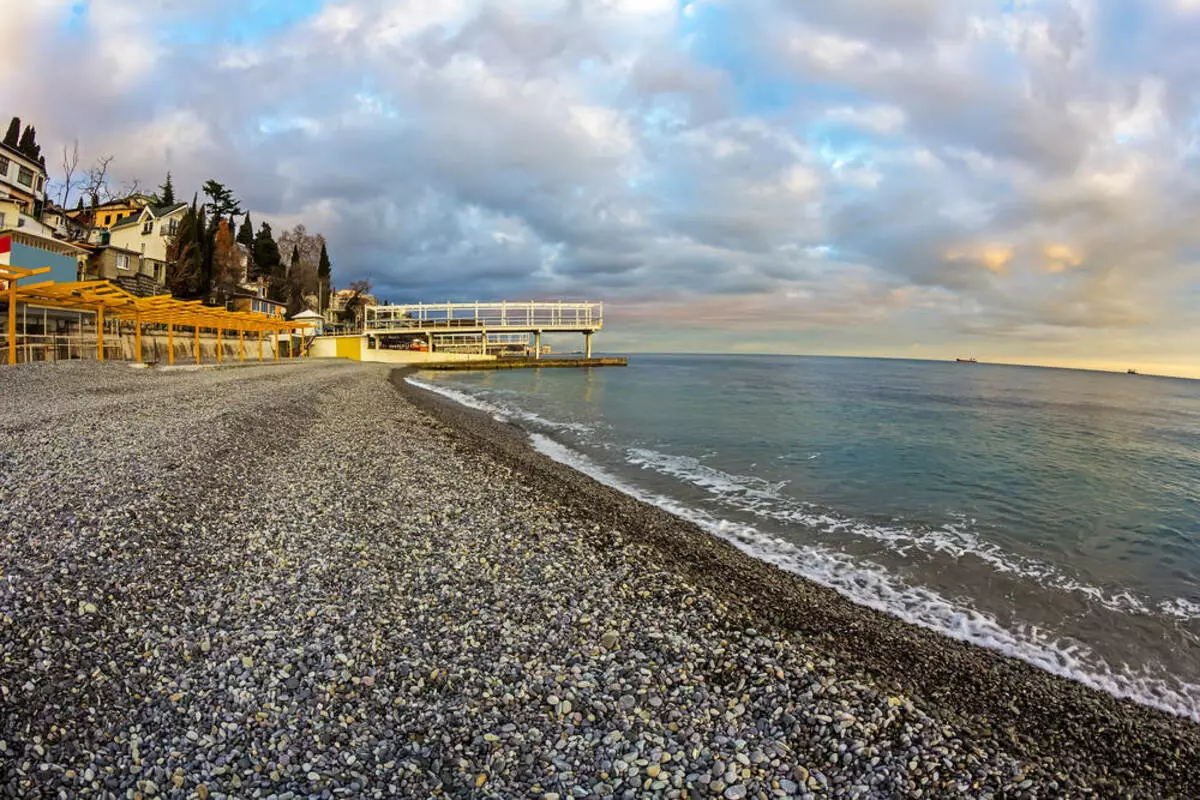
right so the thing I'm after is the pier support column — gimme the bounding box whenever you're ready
[480,330,487,356]
[534,330,541,360]
[135,314,142,363]
[584,332,592,359]
[427,332,433,353]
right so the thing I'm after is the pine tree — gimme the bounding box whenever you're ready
[159,172,175,205]
[253,221,282,285]
[201,179,243,220]
[2,117,18,148]
[317,242,332,312]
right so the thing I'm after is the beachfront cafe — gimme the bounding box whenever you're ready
[1,254,313,366]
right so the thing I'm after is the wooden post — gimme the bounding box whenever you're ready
[194,325,200,365]
[135,313,142,362]
[239,328,244,362]
[96,307,105,362]
[273,331,279,362]
[288,330,293,359]
[258,330,263,361]
[168,322,174,365]
[216,328,223,363]
[6,279,15,366]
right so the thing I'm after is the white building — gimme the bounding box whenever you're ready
[0,142,47,218]
[107,202,188,285]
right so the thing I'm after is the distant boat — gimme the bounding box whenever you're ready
[1127,368,1138,375]
[955,357,978,363]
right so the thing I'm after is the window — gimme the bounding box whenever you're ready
[0,156,8,177]
[165,218,179,235]
[104,214,111,225]
[36,176,43,192]
[17,167,33,187]
[116,253,130,270]
[142,220,153,234]
[0,212,5,228]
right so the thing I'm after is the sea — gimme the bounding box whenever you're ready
[407,354,1200,722]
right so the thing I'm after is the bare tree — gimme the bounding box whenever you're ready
[83,154,115,207]
[277,224,326,295]
[59,139,79,208]
[337,279,373,326]
[117,177,143,199]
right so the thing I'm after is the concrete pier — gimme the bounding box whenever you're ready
[423,357,627,371]
[364,301,603,359]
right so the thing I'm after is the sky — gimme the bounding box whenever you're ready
[6,0,1200,374]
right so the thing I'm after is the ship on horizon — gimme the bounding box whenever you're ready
[955,357,978,363]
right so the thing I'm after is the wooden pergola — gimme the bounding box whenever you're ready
[2,269,312,366]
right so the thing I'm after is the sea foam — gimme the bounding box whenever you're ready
[624,447,1200,622]
[528,434,1200,723]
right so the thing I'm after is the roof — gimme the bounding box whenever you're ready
[111,201,189,231]
[90,244,142,256]
[292,309,324,320]
[109,215,144,231]
[0,141,45,171]
[0,228,90,256]
[2,276,316,334]
[149,202,188,217]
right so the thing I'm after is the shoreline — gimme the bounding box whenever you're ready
[391,366,1200,796]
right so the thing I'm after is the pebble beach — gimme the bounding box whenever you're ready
[1,361,1198,799]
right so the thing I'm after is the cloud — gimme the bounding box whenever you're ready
[9,0,1200,372]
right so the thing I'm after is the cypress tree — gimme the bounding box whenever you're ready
[237,213,254,248]
[317,242,331,312]
[166,195,204,298]
[197,203,214,295]
[237,213,254,277]
[2,117,18,148]
[17,125,35,158]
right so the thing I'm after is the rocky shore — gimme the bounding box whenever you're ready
[1,361,1197,799]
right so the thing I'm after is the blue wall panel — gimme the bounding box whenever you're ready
[11,242,79,284]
